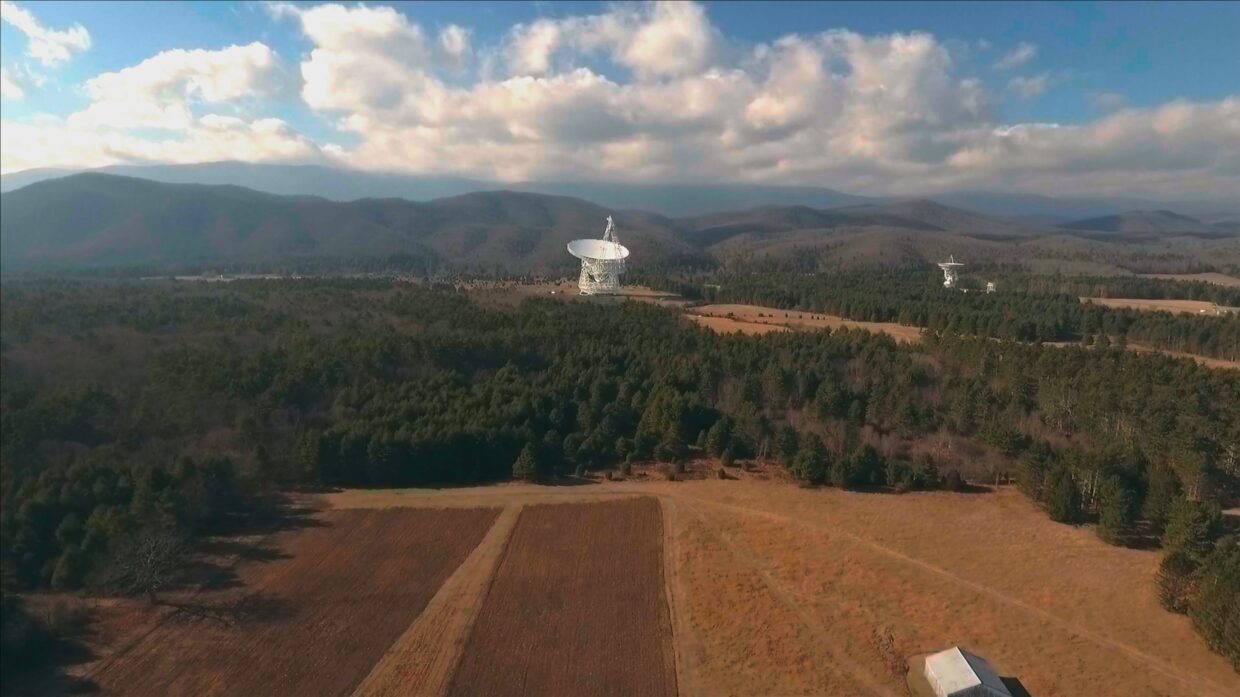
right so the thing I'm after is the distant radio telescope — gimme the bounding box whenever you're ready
[567,215,629,295]
[938,255,964,289]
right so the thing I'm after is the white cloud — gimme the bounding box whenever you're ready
[0,115,323,173]
[68,42,287,131]
[1,67,24,99]
[0,41,315,173]
[0,1,91,66]
[994,41,1036,71]
[437,24,471,69]
[504,2,717,79]
[3,1,1237,199]
[1007,73,1051,99]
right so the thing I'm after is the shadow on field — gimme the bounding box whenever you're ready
[1002,676,1033,697]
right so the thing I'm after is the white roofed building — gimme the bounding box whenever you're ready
[923,647,1012,697]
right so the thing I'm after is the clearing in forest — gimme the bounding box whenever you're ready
[687,303,923,342]
[88,507,497,697]
[1082,297,1228,315]
[1139,272,1240,288]
[446,497,677,697]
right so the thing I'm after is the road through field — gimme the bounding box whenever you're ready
[351,504,523,697]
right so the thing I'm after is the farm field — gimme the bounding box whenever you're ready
[86,507,498,697]
[446,498,677,697]
[1082,296,1227,315]
[686,303,924,343]
[38,479,1238,697]
[1139,272,1240,288]
[329,480,1238,697]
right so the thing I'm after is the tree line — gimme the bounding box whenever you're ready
[638,269,1240,360]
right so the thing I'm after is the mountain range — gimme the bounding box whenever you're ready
[3,161,1237,221]
[1,172,1237,274]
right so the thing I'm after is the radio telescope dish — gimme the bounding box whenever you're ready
[567,216,629,295]
[937,255,964,289]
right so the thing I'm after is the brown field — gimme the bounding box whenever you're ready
[48,476,1238,697]
[88,507,498,697]
[446,498,677,697]
[1140,272,1240,288]
[1082,296,1226,315]
[1125,343,1240,370]
[326,479,1238,697]
[687,304,924,343]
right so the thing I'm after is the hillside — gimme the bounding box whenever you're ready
[0,174,697,271]
[1061,210,1231,238]
[6,161,1238,220]
[3,174,1238,275]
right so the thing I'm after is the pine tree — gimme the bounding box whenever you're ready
[1044,468,1083,524]
[1163,498,1217,561]
[1097,480,1136,545]
[512,443,541,483]
[1143,465,1182,534]
[1157,549,1199,614]
[1187,537,1240,670]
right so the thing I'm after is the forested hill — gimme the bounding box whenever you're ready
[5,173,1239,275]
[0,174,700,272]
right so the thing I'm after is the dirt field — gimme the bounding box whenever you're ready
[51,476,1239,697]
[1140,272,1240,288]
[687,304,924,343]
[325,479,1238,697]
[446,498,677,697]
[87,507,498,697]
[1083,297,1227,315]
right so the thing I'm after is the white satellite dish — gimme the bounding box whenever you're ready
[567,216,629,295]
[937,255,964,289]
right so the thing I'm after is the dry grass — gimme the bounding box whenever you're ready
[89,508,498,697]
[1082,297,1224,315]
[656,480,1240,697]
[687,304,923,343]
[1139,272,1240,288]
[447,498,677,697]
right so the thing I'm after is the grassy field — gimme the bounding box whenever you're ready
[1083,297,1226,315]
[686,304,924,343]
[40,478,1239,697]
[1139,272,1240,288]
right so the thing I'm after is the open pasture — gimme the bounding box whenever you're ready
[1139,272,1240,288]
[1083,296,1227,315]
[87,507,498,697]
[687,303,923,343]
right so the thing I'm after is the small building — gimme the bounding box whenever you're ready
[923,646,1012,697]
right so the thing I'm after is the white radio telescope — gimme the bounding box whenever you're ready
[938,255,964,289]
[568,216,629,295]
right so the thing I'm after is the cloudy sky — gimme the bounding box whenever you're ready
[1,1,1237,197]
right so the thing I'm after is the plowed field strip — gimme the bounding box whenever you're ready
[681,494,1233,697]
[446,497,677,697]
[90,508,498,697]
[351,504,523,697]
